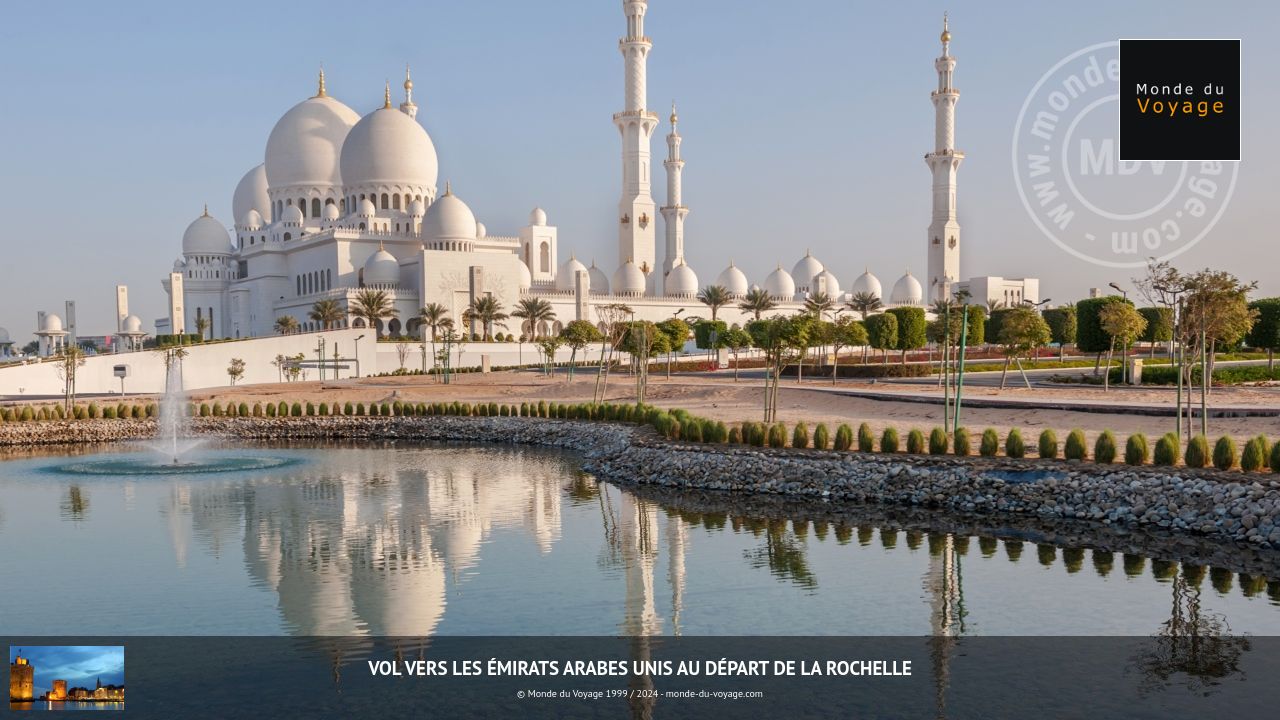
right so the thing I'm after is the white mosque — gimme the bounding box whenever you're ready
[155,4,1037,343]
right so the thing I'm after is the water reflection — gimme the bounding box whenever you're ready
[59,485,89,521]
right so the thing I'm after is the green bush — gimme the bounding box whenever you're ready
[200,403,211,417]
[906,429,925,454]
[749,422,766,447]
[88,402,100,419]
[686,422,703,443]
[1124,433,1149,466]
[1005,429,1025,458]
[1153,433,1179,466]
[1185,435,1209,468]
[953,427,971,456]
[1213,436,1237,471]
[102,406,116,420]
[266,402,277,417]
[305,402,315,416]
[213,402,226,417]
[226,403,238,417]
[979,428,999,457]
[355,402,366,416]
[928,427,948,455]
[319,402,330,416]
[813,424,830,450]
[728,426,742,444]
[344,401,355,415]
[1251,435,1270,468]
[538,400,548,418]
[857,423,875,453]
[147,403,159,418]
[768,423,788,449]
[278,401,289,417]
[1270,441,1280,473]
[252,402,263,417]
[791,422,809,449]
[711,421,729,443]
[1065,429,1088,461]
[288,402,300,417]
[239,402,250,417]
[1094,431,1117,464]
[1038,429,1058,459]
[880,427,900,453]
[1241,436,1266,472]
[834,424,854,451]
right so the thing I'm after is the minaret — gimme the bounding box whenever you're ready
[660,101,688,291]
[614,0,659,291]
[400,64,418,119]
[926,13,963,303]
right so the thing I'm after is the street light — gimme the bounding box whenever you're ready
[354,334,366,378]
[1108,282,1127,300]
[1022,298,1051,309]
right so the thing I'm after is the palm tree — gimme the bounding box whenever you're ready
[463,295,509,341]
[309,299,343,330]
[846,291,882,320]
[273,315,299,335]
[194,316,211,341]
[697,285,731,322]
[804,292,835,321]
[352,289,398,336]
[512,297,556,340]
[986,298,1005,312]
[416,303,450,341]
[739,287,776,320]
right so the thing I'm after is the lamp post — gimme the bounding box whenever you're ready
[1153,280,1188,442]
[1109,283,1130,383]
[354,334,365,378]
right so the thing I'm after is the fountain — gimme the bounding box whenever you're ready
[151,347,203,465]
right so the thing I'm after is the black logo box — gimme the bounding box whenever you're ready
[1119,39,1240,161]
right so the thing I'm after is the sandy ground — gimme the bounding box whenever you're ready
[170,368,1280,444]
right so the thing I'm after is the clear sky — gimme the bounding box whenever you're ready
[0,0,1274,341]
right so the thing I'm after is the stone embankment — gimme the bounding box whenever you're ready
[2,417,1278,551]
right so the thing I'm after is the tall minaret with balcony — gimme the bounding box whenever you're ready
[660,102,688,292]
[615,0,658,291]
[926,13,963,303]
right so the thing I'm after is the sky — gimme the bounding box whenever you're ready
[8,646,125,696]
[0,0,1275,340]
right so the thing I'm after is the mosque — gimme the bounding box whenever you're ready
[155,3,1037,343]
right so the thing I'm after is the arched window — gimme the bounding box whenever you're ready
[392,194,401,210]
[311,198,321,217]
[297,197,305,213]
[327,268,332,289]
[358,223,366,231]
[539,242,550,273]
[380,193,389,209]
[283,233,292,242]
[286,198,292,206]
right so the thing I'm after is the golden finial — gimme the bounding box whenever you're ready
[404,64,413,92]
[444,180,452,196]
[941,12,951,44]
[670,100,678,125]
[202,203,209,217]
[316,65,327,98]
[383,81,392,109]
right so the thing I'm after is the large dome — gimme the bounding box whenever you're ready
[557,256,588,292]
[850,268,882,299]
[264,94,360,190]
[665,262,699,298]
[233,164,271,225]
[339,106,438,194]
[363,246,400,286]
[763,265,796,300]
[588,262,610,295]
[814,269,841,297]
[890,271,923,305]
[422,190,477,242]
[791,251,825,291]
[183,211,232,255]
[612,260,646,296]
[715,262,749,297]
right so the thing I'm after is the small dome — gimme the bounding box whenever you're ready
[791,250,825,291]
[408,199,426,217]
[182,211,232,255]
[233,164,271,225]
[40,314,64,333]
[612,260,646,296]
[240,209,264,230]
[516,258,533,289]
[475,221,487,238]
[123,315,143,333]
[665,262,699,298]
[588,262,610,294]
[0,327,9,343]
[322,202,340,221]
[763,265,796,300]
[172,257,187,270]
[557,256,588,292]
[422,190,477,243]
[850,268,882,299]
[281,204,304,225]
[715,262,749,297]
[357,197,376,217]
[339,106,438,194]
[890,270,923,305]
[530,207,547,226]
[264,94,360,190]
[814,269,841,297]
[363,246,400,286]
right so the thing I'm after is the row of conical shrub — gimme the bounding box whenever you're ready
[0,402,160,421]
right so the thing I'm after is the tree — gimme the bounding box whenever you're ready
[273,315,299,335]
[1247,298,1280,371]
[693,319,728,351]
[720,326,753,381]
[829,316,868,384]
[194,316,211,342]
[535,336,562,376]
[655,317,690,379]
[395,342,411,370]
[887,307,927,364]
[986,298,1005,312]
[697,285,731,322]
[1042,304,1077,360]
[963,304,986,346]
[226,357,245,386]
[738,287,776,320]
[416,303,451,341]
[54,345,86,413]
[997,307,1051,389]
[804,292,835,321]
[559,320,603,381]
[309,299,343,330]
[1099,302,1148,391]
[1181,269,1257,399]
[463,295,508,341]
[1076,296,1130,369]
[747,316,810,422]
[512,297,555,340]
[352,288,397,336]
[1138,306,1174,358]
[846,291,882,320]
[592,303,633,403]
[864,313,898,364]
[986,307,1017,350]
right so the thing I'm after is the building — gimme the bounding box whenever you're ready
[49,680,67,701]
[9,653,34,701]
[159,7,1034,337]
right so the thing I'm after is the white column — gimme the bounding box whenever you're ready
[660,103,688,292]
[925,15,963,304]
[615,0,658,289]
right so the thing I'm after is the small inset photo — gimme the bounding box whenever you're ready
[9,646,124,711]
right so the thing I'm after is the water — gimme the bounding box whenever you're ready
[0,441,1277,637]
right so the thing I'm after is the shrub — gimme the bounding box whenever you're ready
[213,402,226,417]
[278,401,289,417]
[813,424,830,450]
[928,427,948,455]
[1185,435,1209,468]
[1271,441,1280,473]
[834,424,854,451]
[1038,429,1058,459]
[749,422,766,447]
[979,428,999,457]
[1241,436,1266,472]
[1065,429,1088,460]
[345,401,355,415]
[253,402,263,417]
[355,402,366,416]
[318,402,329,416]
[792,423,809,449]
[381,403,391,416]
[239,402,250,417]
[768,423,788,448]
[880,427,899,453]
[1153,433,1179,466]
[904,428,924,454]
[102,406,116,419]
[200,403,211,417]
[538,400,548,418]
[488,402,499,417]
[686,422,703,443]
[1094,431,1117,464]
[304,402,315,416]
[711,421,729,443]
[226,403,238,418]
[857,423,875,453]
[1251,435,1271,468]
[1005,429,1025,458]
[1125,433,1149,466]
[953,427,971,456]
[148,403,159,418]
[266,402,277,417]
[1213,436,1237,471]
[88,402,100,419]
[728,426,742,444]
